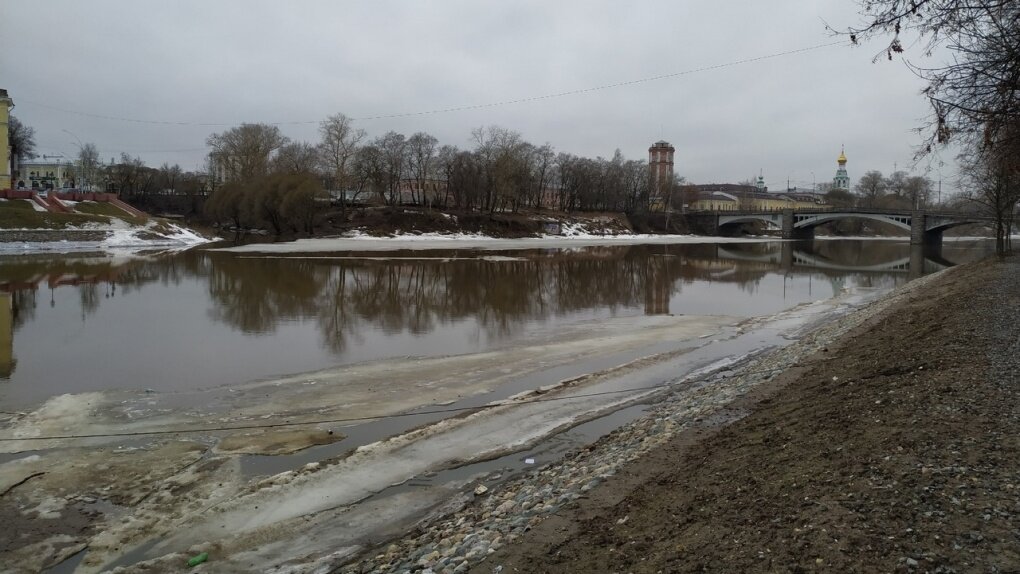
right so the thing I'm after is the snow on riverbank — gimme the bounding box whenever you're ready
[0,218,211,254]
[217,231,775,254]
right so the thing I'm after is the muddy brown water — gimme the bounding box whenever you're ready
[1,237,995,574]
[0,239,990,409]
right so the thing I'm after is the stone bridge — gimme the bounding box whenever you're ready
[695,208,990,245]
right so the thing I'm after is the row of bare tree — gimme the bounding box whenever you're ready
[204,116,668,222]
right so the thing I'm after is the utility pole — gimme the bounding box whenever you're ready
[938,161,943,206]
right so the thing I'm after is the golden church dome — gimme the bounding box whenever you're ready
[837,150,847,164]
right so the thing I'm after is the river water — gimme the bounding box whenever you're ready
[0,238,989,409]
[0,237,996,573]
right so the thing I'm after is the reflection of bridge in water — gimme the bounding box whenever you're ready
[714,242,955,280]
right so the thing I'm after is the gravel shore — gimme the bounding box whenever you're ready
[332,258,992,574]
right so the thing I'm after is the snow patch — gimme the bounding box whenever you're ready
[0,219,211,255]
[217,234,776,254]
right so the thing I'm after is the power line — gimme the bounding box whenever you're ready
[0,365,786,442]
[17,41,844,128]
[38,141,207,155]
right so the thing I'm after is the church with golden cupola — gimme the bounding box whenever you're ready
[833,146,850,191]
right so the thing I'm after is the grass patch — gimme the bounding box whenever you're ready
[0,199,37,211]
[0,201,114,229]
[73,201,127,218]
[74,201,149,226]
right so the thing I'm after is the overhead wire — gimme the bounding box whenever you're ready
[16,41,845,128]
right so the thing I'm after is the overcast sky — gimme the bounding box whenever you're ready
[2,0,958,192]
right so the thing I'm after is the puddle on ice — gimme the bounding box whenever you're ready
[239,337,704,479]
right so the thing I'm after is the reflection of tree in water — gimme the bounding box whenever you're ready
[3,241,961,358]
[203,245,803,352]
[205,255,327,333]
[78,284,101,319]
[9,290,36,330]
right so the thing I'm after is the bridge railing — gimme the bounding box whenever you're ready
[691,206,989,219]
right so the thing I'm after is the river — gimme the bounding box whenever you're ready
[0,237,993,573]
[0,238,987,408]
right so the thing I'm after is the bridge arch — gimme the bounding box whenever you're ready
[925,218,988,234]
[793,212,912,232]
[702,208,992,246]
[717,213,783,234]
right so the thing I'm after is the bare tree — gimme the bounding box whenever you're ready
[435,144,460,209]
[855,170,887,208]
[318,113,365,212]
[374,131,407,206]
[77,143,101,192]
[472,125,530,213]
[107,154,155,197]
[159,162,182,195]
[206,123,289,182]
[444,149,484,211]
[959,143,1020,253]
[530,144,555,210]
[406,132,438,207]
[272,142,320,175]
[903,175,934,208]
[847,1,1020,155]
[8,116,36,176]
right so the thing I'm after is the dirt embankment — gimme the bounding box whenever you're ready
[212,208,690,242]
[473,257,1020,573]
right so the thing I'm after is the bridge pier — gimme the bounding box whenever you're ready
[910,211,925,245]
[910,212,945,246]
[781,209,813,240]
[781,241,794,272]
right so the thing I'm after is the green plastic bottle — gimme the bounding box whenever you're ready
[187,552,209,567]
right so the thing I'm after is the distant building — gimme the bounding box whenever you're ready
[0,89,12,190]
[833,147,850,191]
[648,140,675,207]
[688,188,827,212]
[14,157,75,190]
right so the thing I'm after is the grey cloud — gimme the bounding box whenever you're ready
[0,0,957,191]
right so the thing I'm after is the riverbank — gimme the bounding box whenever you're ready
[445,256,1017,573]
[0,246,1004,573]
[324,256,1019,574]
[1,242,916,573]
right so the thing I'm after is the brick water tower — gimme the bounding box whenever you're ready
[0,89,13,191]
[648,140,675,210]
